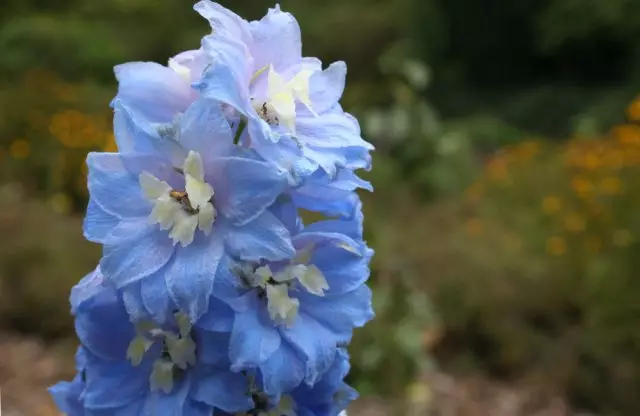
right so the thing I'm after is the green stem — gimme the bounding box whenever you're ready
[233,118,247,145]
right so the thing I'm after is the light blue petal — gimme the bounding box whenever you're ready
[229,305,281,371]
[281,312,337,385]
[249,6,302,73]
[197,35,253,116]
[191,369,253,412]
[296,111,371,151]
[86,152,152,220]
[83,354,150,409]
[299,285,374,342]
[194,0,253,45]
[224,211,295,261]
[210,156,287,226]
[298,202,364,240]
[113,101,187,166]
[140,272,173,323]
[113,62,194,123]
[307,61,347,114]
[74,286,134,361]
[178,98,234,163]
[292,190,360,219]
[100,220,174,288]
[259,341,305,395]
[196,296,236,333]
[292,349,352,405]
[70,267,106,314]
[268,198,302,236]
[165,234,225,322]
[83,199,119,243]
[49,377,84,415]
[121,282,149,322]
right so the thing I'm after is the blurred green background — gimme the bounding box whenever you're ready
[2,0,640,414]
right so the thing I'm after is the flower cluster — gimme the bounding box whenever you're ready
[50,2,374,415]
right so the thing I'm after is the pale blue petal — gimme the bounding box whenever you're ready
[101,221,174,288]
[113,101,187,166]
[292,190,360,219]
[197,36,253,116]
[299,285,374,342]
[165,234,224,322]
[70,267,106,314]
[86,152,152,220]
[83,199,119,243]
[196,296,236,333]
[113,62,194,123]
[194,0,253,45]
[299,202,364,240]
[307,61,347,114]
[74,286,134,361]
[259,342,305,395]
[140,272,173,323]
[121,282,149,322]
[249,6,302,73]
[49,376,84,415]
[178,98,234,163]
[281,312,337,385]
[229,304,281,371]
[83,354,150,409]
[224,211,295,261]
[192,369,253,412]
[209,156,287,226]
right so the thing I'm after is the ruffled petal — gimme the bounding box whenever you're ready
[209,156,287,226]
[224,211,295,261]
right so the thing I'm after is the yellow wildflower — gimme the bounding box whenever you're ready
[626,97,640,121]
[598,176,622,196]
[465,218,484,237]
[571,177,593,198]
[564,213,586,233]
[542,196,562,214]
[9,139,30,159]
[547,236,567,256]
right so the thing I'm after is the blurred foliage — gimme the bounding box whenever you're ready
[2,0,640,414]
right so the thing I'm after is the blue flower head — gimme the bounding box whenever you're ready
[218,348,358,416]
[55,270,256,415]
[197,202,373,395]
[86,97,296,322]
[53,2,374,414]
[194,1,374,181]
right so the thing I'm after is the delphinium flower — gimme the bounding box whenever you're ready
[86,97,295,322]
[112,1,373,220]
[199,202,373,395]
[194,2,373,177]
[194,2,373,218]
[221,348,358,416]
[52,2,374,415]
[50,269,254,415]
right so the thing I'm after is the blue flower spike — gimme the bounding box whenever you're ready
[50,2,373,415]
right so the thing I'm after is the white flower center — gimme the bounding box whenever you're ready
[251,65,316,134]
[235,246,329,327]
[126,312,196,394]
[139,151,216,247]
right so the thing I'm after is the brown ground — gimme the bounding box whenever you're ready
[0,334,591,416]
